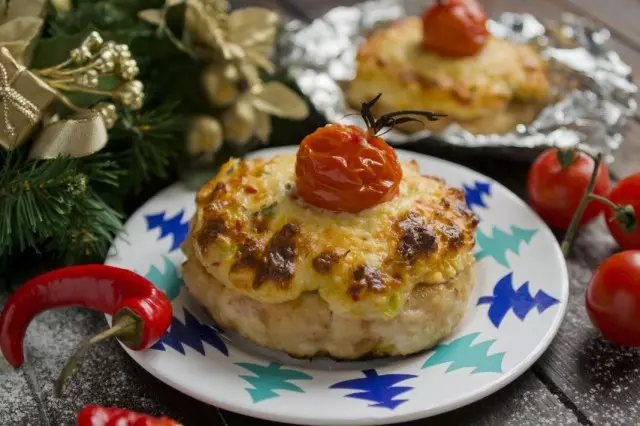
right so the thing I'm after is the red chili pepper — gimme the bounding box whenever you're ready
[77,405,181,426]
[0,264,172,396]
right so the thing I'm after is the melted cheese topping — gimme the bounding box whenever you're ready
[347,16,550,122]
[187,153,478,320]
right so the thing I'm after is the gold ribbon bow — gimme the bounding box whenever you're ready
[29,111,107,159]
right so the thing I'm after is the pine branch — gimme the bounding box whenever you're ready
[0,149,123,263]
[79,152,125,190]
[49,191,123,264]
[1,0,192,287]
[110,104,186,193]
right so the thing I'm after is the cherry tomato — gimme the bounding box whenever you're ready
[422,0,489,58]
[295,124,402,213]
[605,172,640,250]
[586,251,640,346]
[527,148,611,230]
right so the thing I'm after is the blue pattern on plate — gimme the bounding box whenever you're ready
[145,209,190,251]
[463,181,491,210]
[478,272,560,328]
[150,308,228,356]
[330,369,417,410]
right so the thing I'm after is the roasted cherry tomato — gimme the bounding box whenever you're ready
[527,148,611,230]
[605,172,640,250]
[586,251,640,346]
[295,124,402,213]
[422,0,489,57]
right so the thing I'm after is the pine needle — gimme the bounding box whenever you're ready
[0,149,122,262]
[111,104,186,193]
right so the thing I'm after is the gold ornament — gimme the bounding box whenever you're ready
[221,99,255,146]
[0,30,145,159]
[93,102,118,129]
[0,0,48,66]
[139,0,309,151]
[253,109,271,143]
[187,115,223,156]
[225,81,309,144]
[34,31,145,127]
[50,0,72,13]
[183,0,230,55]
[201,63,238,106]
[251,81,309,121]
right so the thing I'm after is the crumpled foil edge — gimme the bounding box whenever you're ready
[278,0,638,163]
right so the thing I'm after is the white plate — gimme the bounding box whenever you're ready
[105,147,568,426]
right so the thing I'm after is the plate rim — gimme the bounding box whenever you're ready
[106,146,569,426]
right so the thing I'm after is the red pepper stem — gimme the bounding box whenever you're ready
[560,152,603,256]
[54,314,138,397]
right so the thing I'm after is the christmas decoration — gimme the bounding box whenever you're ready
[235,362,312,403]
[477,272,560,328]
[150,308,228,356]
[0,46,57,150]
[0,0,313,285]
[330,369,417,410]
[186,115,222,158]
[33,31,143,117]
[0,10,145,159]
[422,333,505,374]
[139,0,309,161]
[0,0,48,66]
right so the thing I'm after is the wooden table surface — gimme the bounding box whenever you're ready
[2,1,640,425]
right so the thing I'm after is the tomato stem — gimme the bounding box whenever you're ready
[587,193,617,210]
[560,152,603,256]
[359,93,446,136]
[588,194,638,234]
[556,148,578,169]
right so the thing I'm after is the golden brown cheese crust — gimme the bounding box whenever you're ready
[346,17,550,132]
[188,153,478,320]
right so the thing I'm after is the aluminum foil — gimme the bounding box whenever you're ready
[278,0,638,162]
